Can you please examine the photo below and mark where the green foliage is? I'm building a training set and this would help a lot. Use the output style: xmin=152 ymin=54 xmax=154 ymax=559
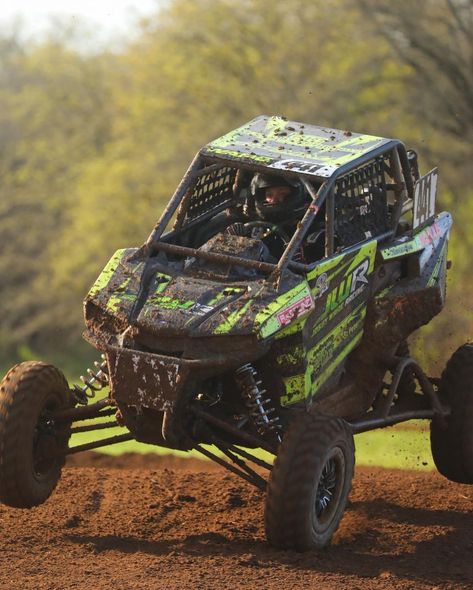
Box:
xmin=0 ymin=0 xmax=471 ymax=374
xmin=0 ymin=32 xmax=115 ymax=361
xmin=357 ymin=0 xmax=473 ymax=191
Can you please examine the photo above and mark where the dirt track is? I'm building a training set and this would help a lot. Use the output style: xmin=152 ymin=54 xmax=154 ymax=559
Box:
xmin=0 ymin=452 xmax=471 ymax=590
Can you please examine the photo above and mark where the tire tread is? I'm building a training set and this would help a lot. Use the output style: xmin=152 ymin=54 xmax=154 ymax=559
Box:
xmin=264 ymin=414 xmax=354 ymax=551
xmin=0 ymin=362 xmax=71 ymax=508
xmin=430 ymin=344 xmax=473 ymax=484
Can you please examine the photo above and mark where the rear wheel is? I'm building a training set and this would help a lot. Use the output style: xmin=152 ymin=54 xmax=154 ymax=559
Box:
xmin=264 ymin=414 xmax=354 ymax=551
xmin=430 ymin=344 xmax=473 ymax=484
xmin=0 ymin=362 xmax=73 ymax=508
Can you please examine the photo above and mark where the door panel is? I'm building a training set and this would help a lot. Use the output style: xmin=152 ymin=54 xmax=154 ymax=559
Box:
xmin=302 ymin=239 xmax=377 ymax=402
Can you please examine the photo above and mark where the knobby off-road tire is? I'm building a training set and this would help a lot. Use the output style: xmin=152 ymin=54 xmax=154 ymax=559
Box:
xmin=430 ymin=344 xmax=473 ymax=484
xmin=264 ymin=414 xmax=354 ymax=551
xmin=0 ymin=362 xmax=73 ymax=508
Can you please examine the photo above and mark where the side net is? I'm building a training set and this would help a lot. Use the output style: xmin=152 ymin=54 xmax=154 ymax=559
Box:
xmin=182 ymin=167 xmax=237 ymax=226
xmin=334 ymin=157 xmax=390 ymax=246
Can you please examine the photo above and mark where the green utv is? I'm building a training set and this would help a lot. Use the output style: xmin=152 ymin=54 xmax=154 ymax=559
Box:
xmin=1 ymin=116 xmax=471 ymax=551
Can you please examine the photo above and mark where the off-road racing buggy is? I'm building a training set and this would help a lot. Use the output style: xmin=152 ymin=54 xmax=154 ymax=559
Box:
xmin=1 ymin=116 xmax=471 ymax=551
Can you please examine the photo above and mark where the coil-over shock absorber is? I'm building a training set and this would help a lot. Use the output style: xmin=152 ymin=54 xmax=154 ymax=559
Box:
xmin=235 ymin=364 xmax=282 ymax=443
xmin=72 ymin=354 xmax=109 ymax=405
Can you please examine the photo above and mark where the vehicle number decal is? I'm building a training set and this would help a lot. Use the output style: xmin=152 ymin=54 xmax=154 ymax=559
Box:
xmin=413 ymin=168 xmax=438 ymax=229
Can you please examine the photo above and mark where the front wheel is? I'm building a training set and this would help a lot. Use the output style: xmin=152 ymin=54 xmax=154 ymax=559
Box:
xmin=264 ymin=414 xmax=354 ymax=551
xmin=430 ymin=343 xmax=473 ymax=484
xmin=0 ymin=361 xmax=73 ymax=508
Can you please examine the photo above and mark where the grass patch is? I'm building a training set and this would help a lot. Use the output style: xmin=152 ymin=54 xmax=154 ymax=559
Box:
xmin=355 ymin=422 xmax=433 ymax=471
xmin=70 ymin=420 xmax=435 ymax=471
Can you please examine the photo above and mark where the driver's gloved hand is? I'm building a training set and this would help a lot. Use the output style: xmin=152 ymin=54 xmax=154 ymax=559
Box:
xmin=224 ymin=222 xmax=248 ymax=237
xmin=260 ymin=242 xmax=277 ymax=263
xmin=292 ymin=248 xmax=304 ymax=263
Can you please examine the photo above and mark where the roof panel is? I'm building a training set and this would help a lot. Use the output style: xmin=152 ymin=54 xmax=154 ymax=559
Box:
xmin=201 ymin=115 xmax=393 ymax=178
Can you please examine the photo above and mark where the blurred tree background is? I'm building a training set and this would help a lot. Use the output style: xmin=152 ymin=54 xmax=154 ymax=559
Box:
xmin=0 ymin=0 xmax=471 ymax=374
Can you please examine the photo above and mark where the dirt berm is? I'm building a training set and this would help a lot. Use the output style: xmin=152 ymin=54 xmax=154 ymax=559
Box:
xmin=0 ymin=452 xmax=471 ymax=590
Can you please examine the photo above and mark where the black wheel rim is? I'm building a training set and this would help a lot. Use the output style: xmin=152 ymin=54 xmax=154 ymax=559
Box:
xmin=312 ymin=447 xmax=345 ymax=533
xmin=32 ymin=397 xmax=64 ymax=479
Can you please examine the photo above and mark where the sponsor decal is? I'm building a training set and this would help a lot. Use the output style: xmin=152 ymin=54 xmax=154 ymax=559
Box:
xmin=325 ymin=258 xmax=370 ymax=313
xmin=277 ymin=295 xmax=314 ymax=327
xmin=147 ymin=297 xmax=214 ymax=316
xmin=314 ymin=272 xmax=330 ymax=299
xmin=269 ymin=159 xmax=325 ymax=175
xmin=419 ymin=221 xmax=442 ymax=247
xmin=190 ymin=303 xmax=215 ymax=316
xmin=305 ymin=304 xmax=366 ymax=399
xmin=381 ymin=212 xmax=452 ymax=261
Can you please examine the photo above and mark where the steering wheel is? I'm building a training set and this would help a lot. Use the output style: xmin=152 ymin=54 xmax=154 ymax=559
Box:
xmin=223 ymin=220 xmax=291 ymax=263
xmin=239 ymin=221 xmax=290 ymax=244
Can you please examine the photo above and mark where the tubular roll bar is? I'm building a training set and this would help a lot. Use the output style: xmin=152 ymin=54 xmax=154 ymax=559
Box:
xmin=144 ymin=143 xmax=413 ymax=282
xmin=152 ymin=241 xmax=277 ymax=274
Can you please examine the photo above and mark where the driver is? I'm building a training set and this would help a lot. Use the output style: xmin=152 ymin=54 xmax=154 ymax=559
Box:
xmin=226 ymin=173 xmax=322 ymax=263
xmin=191 ymin=172 xmax=324 ymax=263
xmin=250 ymin=173 xmax=309 ymax=225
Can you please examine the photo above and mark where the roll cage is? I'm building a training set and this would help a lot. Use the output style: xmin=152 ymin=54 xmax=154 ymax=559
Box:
xmin=145 ymin=117 xmax=414 ymax=282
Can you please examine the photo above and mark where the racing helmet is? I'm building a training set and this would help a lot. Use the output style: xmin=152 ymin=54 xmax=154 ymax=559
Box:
xmin=250 ymin=173 xmax=309 ymax=223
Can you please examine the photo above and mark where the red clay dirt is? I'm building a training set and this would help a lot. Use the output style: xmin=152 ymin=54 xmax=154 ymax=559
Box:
xmin=0 ymin=452 xmax=471 ymax=590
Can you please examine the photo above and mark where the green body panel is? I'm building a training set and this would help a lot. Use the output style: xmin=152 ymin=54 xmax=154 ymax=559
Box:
xmin=213 ymin=297 xmax=256 ymax=335
xmin=85 ymin=216 xmax=450 ymax=413
xmin=86 ymin=249 xmax=142 ymax=317
xmin=88 ymin=249 xmax=129 ymax=299
xmin=307 ymin=241 xmax=376 ymax=336
xmin=86 ymin=247 xmax=311 ymax=340
xmin=281 ymin=374 xmax=305 ymax=406
xmin=253 ymin=281 xmax=314 ymax=339
xmin=202 ymin=115 xmax=391 ymax=178
xmin=304 ymin=303 xmax=366 ymax=400
xmin=275 ymin=240 xmax=377 ymax=406
xmin=380 ymin=212 xmax=452 ymax=261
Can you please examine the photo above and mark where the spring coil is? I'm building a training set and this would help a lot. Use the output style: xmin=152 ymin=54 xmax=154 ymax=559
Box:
xmin=235 ymin=363 xmax=282 ymax=442
xmin=72 ymin=354 xmax=109 ymax=405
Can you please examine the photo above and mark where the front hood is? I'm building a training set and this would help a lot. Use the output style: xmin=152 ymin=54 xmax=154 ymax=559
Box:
xmin=84 ymin=247 xmax=314 ymax=342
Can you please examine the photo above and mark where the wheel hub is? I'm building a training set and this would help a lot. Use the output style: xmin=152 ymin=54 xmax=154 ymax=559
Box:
xmin=33 ymin=411 xmax=61 ymax=477
xmin=315 ymin=458 xmax=337 ymax=516
xmin=312 ymin=446 xmax=346 ymax=533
